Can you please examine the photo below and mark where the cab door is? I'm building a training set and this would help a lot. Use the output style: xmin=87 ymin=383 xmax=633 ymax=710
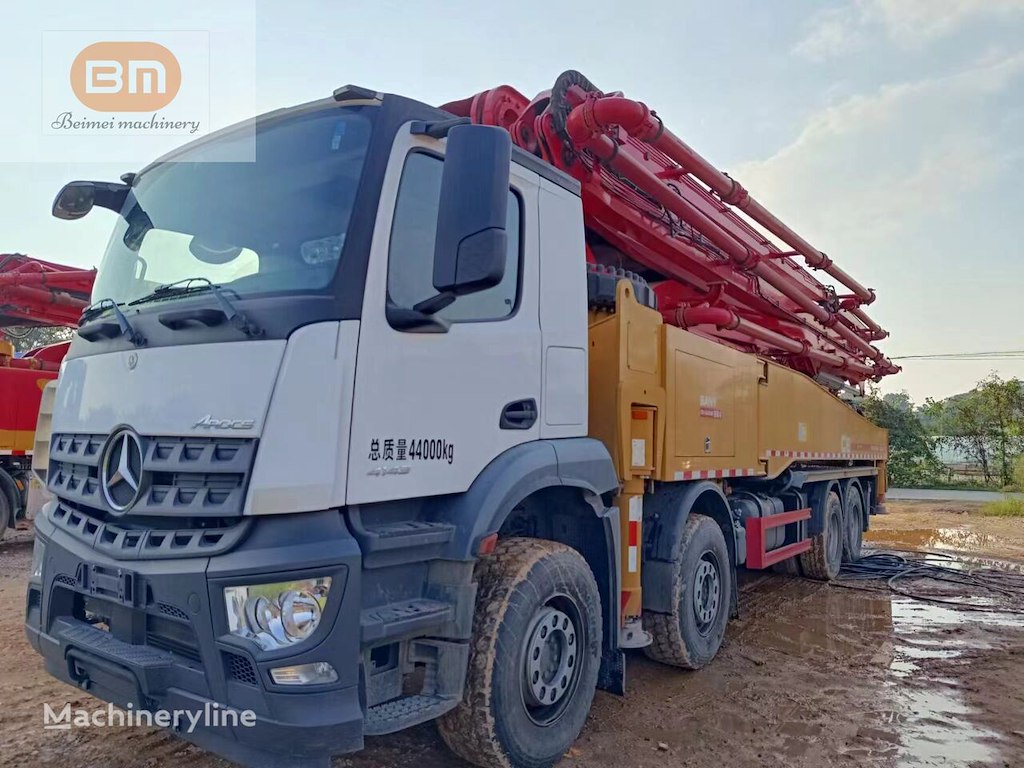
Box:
xmin=346 ymin=126 xmax=541 ymax=504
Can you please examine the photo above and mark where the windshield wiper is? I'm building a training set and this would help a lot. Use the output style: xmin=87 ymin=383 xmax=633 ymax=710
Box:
xmin=129 ymin=278 xmax=263 ymax=338
xmin=78 ymin=298 xmax=146 ymax=346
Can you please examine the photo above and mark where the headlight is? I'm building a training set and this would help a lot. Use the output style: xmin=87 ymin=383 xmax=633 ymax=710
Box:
xmin=29 ymin=538 xmax=45 ymax=583
xmin=224 ymin=577 xmax=331 ymax=651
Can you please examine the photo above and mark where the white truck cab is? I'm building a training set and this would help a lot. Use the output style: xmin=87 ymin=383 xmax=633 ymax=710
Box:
xmin=27 ymin=86 xmax=620 ymax=768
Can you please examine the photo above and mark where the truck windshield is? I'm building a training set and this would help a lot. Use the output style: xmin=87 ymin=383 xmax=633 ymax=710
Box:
xmin=91 ymin=106 xmax=374 ymax=305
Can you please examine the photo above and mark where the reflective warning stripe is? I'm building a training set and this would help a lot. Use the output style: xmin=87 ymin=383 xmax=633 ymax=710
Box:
xmin=0 ymin=450 xmax=28 ymax=456
xmin=627 ymin=496 xmax=642 ymax=573
xmin=673 ymin=468 xmax=759 ymax=481
xmin=765 ymin=449 xmax=886 ymax=460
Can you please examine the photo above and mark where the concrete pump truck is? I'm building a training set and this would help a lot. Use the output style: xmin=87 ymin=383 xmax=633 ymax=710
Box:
xmin=0 ymin=254 xmax=93 ymax=538
xmin=26 ymin=71 xmax=894 ymax=768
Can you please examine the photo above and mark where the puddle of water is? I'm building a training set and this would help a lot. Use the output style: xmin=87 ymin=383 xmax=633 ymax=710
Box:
xmin=743 ymin=566 xmax=1020 ymax=767
xmin=892 ymin=596 xmax=1024 ymax=630
xmin=887 ymin=596 xmax=1011 ymax=766
xmin=865 ymin=526 xmax=1005 ymax=555
xmin=895 ymin=644 xmax=960 ymax=661
xmin=734 ymin=580 xmax=894 ymax=659
xmin=897 ymin=687 xmax=1000 ymax=767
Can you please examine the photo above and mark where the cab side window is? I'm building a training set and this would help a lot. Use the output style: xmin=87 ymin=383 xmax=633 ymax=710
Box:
xmin=387 ymin=151 xmax=521 ymax=322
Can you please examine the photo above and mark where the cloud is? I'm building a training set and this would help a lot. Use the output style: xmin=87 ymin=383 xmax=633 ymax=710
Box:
xmin=733 ymin=52 xmax=1024 ymax=400
xmin=794 ymin=0 xmax=1024 ymax=60
xmin=793 ymin=6 xmax=864 ymax=61
xmin=734 ymin=52 xmax=1024 ymax=251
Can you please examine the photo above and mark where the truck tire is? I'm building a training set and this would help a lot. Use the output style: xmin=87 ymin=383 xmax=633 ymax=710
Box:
xmin=437 ymin=537 xmax=602 ymax=768
xmin=643 ymin=515 xmax=732 ymax=670
xmin=799 ymin=489 xmax=844 ymax=581
xmin=0 ymin=491 xmax=9 ymax=539
xmin=0 ymin=468 xmax=18 ymax=535
xmin=843 ymin=483 xmax=864 ymax=563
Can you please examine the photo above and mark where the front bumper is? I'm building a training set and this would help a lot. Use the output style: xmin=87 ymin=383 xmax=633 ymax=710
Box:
xmin=26 ymin=503 xmax=364 ymax=768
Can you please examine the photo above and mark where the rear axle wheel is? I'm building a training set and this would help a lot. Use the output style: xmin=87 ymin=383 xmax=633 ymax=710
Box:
xmin=800 ymin=489 xmax=844 ymax=581
xmin=644 ymin=515 xmax=732 ymax=669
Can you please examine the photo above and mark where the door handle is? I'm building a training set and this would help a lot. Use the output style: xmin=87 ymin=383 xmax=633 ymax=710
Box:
xmin=500 ymin=399 xmax=538 ymax=430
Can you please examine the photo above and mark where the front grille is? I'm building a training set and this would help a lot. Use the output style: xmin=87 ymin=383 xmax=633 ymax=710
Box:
xmin=54 ymin=573 xmax=77 ymax=587
xmin=49 ymin=433 xmax=257 ymax=518
xmin=47 ymin=502 xmax=251 ymax=560
xmin=225 ymin=652 xmax=259 ymax=686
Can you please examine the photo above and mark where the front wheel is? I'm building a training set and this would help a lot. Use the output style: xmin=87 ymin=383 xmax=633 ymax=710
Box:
xmin=437 ymin=538 xmax=602 ymax=768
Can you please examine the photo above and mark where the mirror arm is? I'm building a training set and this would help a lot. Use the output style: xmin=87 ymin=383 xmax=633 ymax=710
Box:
xmin=410 ymin=117 xmax=471 ymax=139
xmin=412 ymin=292 xmax=456 ymax=315
xmin=385 ymin=303 xmax=451 ymax=334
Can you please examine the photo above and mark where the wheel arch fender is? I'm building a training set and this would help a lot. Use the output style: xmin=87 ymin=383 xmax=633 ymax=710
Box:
xmin=435 ymin=438 xmax=619 ymax=561
xmin=432 ymin=438 xmax=623 ymax=692
xmin=641 ymin=481 xmax=738 ymax=615
xmin=807 ymin=479 xmax=842 ymax=537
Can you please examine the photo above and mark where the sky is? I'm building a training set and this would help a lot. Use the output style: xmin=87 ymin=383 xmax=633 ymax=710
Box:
xmin=1 ymin=0 xmax=1022 ymax=403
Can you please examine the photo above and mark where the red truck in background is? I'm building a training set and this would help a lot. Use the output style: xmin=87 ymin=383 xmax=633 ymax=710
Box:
xmin=0 ymin=254 xmax=94 ymax=536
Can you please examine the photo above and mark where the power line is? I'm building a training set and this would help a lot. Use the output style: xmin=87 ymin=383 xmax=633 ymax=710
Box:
xmin=890 ymin=350 xmax=1024 ymax=361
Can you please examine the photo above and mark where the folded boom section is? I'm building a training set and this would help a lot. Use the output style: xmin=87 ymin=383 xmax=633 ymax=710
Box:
xmin=442 ymin=70 xmax=897 ymax=387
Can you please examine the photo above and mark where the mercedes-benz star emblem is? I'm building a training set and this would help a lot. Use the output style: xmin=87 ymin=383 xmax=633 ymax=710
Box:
xmin=100 ymin=430 xmax=145 ymax=512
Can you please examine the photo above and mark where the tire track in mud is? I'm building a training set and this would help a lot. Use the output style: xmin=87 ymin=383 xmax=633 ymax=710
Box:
xmin=2 ymin=529 xmax=1024 ymax=767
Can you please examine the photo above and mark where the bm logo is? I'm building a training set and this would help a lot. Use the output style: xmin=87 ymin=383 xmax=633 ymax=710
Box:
xmin=71 ymin=42 xmax=181 ymax=112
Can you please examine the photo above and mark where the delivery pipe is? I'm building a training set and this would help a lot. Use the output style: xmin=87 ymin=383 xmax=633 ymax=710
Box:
xmin=565 ymin=96 xmax=876 ymax=305
xmin=671 ymin=306 xmax=875 ymax=379
xmin=576 ymin=132 xmax=835 ymax=327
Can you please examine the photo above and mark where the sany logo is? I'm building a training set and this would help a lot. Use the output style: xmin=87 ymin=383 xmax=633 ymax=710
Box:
xmin=70 ymin=42 xmax=181 ymax=112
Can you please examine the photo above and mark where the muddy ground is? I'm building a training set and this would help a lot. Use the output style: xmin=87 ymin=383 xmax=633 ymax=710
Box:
xmin=2 ymin=501 xmax=1023 ymax=768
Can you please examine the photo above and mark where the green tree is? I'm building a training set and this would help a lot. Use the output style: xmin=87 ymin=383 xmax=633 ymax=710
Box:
xmin=2 ymin=325 xmax=74 ymax=354
xmin=861 ymin=390 xmax=941 ymax=486
xmin=933 ymin=375 xmax=1024 ymax=485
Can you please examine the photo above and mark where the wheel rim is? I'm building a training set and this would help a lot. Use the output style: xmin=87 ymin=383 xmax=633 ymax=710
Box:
xmin=692 ymin=552 xmax=722 ymax=636
xmin=520 ymin=595 xmax=584 ymax=726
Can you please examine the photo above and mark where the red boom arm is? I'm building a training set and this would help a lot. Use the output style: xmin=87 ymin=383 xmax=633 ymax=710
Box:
xmin=0 ymin=253 xmax=95 ymax=328
xmin=442 ymin=71 xmax=897 ymax=386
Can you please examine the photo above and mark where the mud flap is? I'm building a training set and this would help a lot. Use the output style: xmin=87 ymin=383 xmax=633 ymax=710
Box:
xmin=598 ymin=647 xmax=625 ymax=695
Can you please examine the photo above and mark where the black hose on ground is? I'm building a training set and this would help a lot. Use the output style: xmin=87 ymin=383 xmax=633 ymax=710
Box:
xmin=833 ymin=550 xmax=1024 ymax=614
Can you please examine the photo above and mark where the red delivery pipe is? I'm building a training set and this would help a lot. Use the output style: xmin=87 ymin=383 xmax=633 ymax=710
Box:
xmin=566 ymin=96 xmax=875 ymax=305
xmin=848 ymin=306 xmax=887 ymax=340
xmin=0 ymin=268 xmax=96 ymax=287
xmin=566 ymin=103 xmax=895 ymax=374
xmin=672 ymin=306 xmax=874 ymax=379
xmin=0 ymin=284 xmax=89 ymax=311
xmin=578 ymin=131 xmax=834 ymax=326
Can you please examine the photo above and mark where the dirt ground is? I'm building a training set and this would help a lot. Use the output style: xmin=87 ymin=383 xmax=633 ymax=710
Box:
xmin=2 ymin=501 xmax=1024 ymax=768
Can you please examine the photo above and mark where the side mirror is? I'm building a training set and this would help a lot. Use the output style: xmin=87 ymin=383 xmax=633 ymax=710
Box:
xmin=52 ymin=181 xmax=96 ymax=220
xmin=432 ymin=124 xmax=511 ymax=296
xmin=52 ymin=180 xmax=130 ymax=221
